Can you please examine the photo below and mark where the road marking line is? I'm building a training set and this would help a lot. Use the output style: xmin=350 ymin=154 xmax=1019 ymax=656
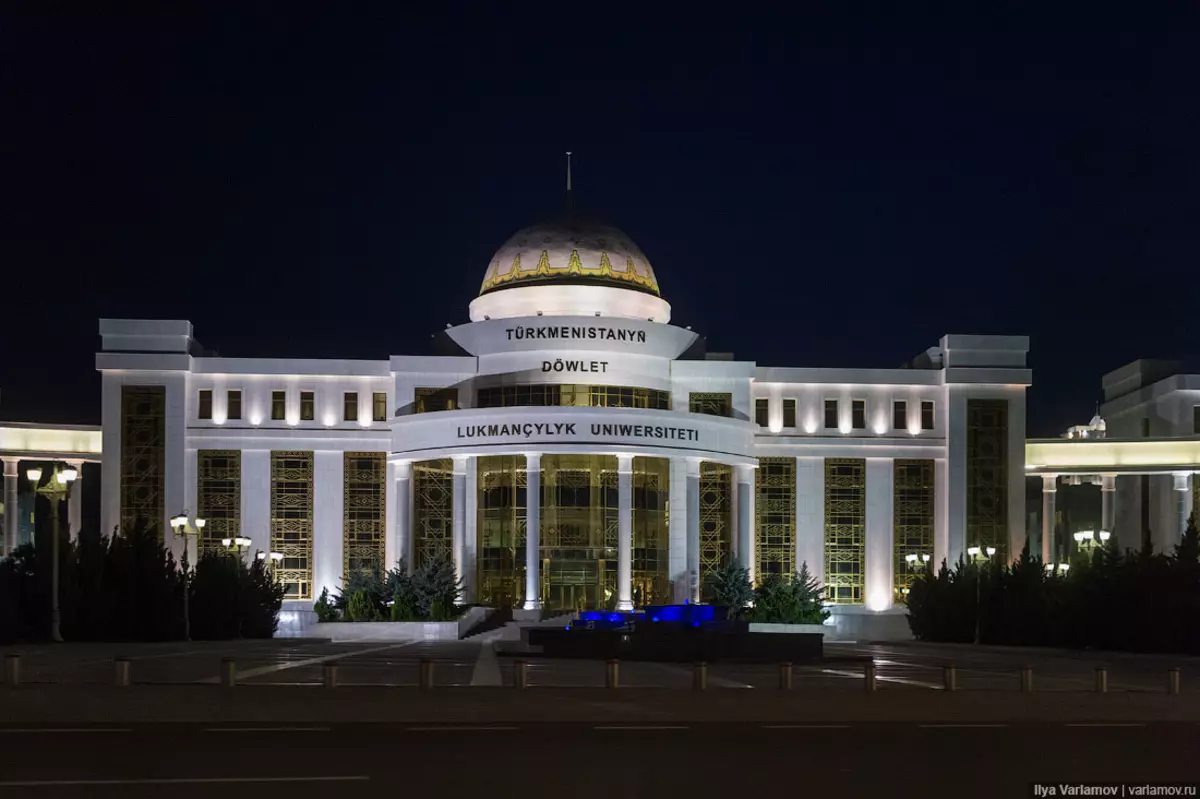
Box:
xmin=405 ymin=726 xmax=519 ymax=731
xmin=198 ymin=641 xmax=419 ymax=683
xmin=1063 ymin=723 xmax=1147 ymax=728
xmin=0 ymin=776 xmax=369 ymax=787
xmin=761 ymin=724 xmax=852 ymax=729
xmin=917 ymin=724 xmax=1008 ymax=728
xmin=593 ymin=725 xmax=690 ymax=730
xmin=820 ymin=668 xmax=941 ymax=689
xmin=0 ymin=728 xmax=131 ymax=734
xmin=204 ymin=727 xmax=331 ymax=733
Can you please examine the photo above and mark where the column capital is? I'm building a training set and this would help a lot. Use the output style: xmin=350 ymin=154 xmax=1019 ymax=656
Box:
xmin=1174 ymin=472 xmax=1191 ymax=492
xmin=685 ymin=458 xmax=701 ymax=478
xmin=1100 ymin=474 xmax=1116 ymax=492
xmin=617 ymin=453 xmax=634 ymax=474
xmin=735 ymin=463 xmax=756 ymax=484
xmin=1041 ymin=474 xmax=1058 ymax=492
xmin=452 ymin=454 xmax=471 ymax=476
xmin=395 ymin=460 xmax=412 ymax=480
xmin=2 ymin=460 xmax=18 ymax=478
xmin=525 ymin=452 xmax=542 ymax=468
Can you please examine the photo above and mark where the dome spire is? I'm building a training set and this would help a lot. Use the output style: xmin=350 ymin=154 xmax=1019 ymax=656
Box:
xmin=565 ymin=151 xmax=574 ymax=214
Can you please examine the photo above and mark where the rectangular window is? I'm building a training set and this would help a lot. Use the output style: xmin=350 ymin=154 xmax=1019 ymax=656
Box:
xmin=852 ymin=399 xmax=866 ymax=430
xmin=893 ymin=400 xmax=907 ymax=430
xmin=755 ymin=398 xmax=769 ymax=428
xmin=271 ymin=450 xmax=314 ymax=600
xmin=688 ymin=392 xmax=732 ymax=417
xmin=226 ymin=390 xmax=242 ymax=421
xmin=373 ymin=392 xmax=387 ymax=422
xmin=197 ymin=450 xmax=241 ymax=560
xmin=198 ymin=389 xmax=212 ymax=420
xmin=782 ymin=398 xmax=797 ymax=429
xmin=300 ymin=391 xmax=315 ymax=421
xmin=344 ymin=392 xmax=358 ymax=422
xmin=825 ymin=458 xmax=866 ymax=604
xmin=1193 ymin=406 xmax=1200 ymax=435
xmin=271 ymin=391 xmax=286 ymax=421
xmin=894 ymin=459 xmax=935 ymax=601
xmin=756 ymin=457 xmax=796 ymax=577
xmin=921 ymin=400 xmax=935 ymax=431
xmin=414 ymin=387 xmax=458 ymax=414
xmin=824 ymin=399 xmax=839 ymax=429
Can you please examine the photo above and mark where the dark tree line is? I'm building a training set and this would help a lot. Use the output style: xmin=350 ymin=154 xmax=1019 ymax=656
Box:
xmin=906 ymin=516 xmax=1200 ymax=653
xmin=0 ymin=518 xmax=283 ymax=644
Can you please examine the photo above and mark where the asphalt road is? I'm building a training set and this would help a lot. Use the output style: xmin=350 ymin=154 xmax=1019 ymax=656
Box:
xmin=0 ymin=722 xmax=1196 ymax=798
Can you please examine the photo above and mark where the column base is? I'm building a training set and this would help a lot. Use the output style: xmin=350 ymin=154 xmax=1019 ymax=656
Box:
xmin=615 ymin=600 xmax=634 ymax=612
xmin=522 ymin=599 xmax=542 ymax=611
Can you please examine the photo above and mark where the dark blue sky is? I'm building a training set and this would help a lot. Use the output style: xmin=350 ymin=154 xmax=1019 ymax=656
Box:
xmin=4 ymin=3 xmax=1198 ymax=435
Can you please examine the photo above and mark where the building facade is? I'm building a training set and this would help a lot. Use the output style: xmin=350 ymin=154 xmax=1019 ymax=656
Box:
xmin=95 ymin=213 xmax=1032 ymax=636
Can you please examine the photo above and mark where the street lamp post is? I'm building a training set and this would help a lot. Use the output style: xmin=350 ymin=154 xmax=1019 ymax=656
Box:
xmin=256 ymin=550 xmax=284 ymax=572
xmin=170 ymin=511 xmax=206 ymax=641
xmin=967 ymin=546 xmax=997 ymax=645
xmin=26 ymin=464 xmax=77 ymax=643
xmin=223 ymin=536 xmax=253 ymax=555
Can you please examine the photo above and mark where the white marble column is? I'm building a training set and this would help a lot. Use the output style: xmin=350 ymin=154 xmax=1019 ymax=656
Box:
xmin=3 ymin=460 xmax=18 ymax=555
xmin=394 ymin=461 xmax=412 ymax=574
xmin=452 ymin=456 xmax=468 ymax=592
xmin=1100 ymin=474 xmax=1116 ymax=536
xmin=686 ymin=459 xmax=701 ymax=603
xmin=1174 ymin=472 xmax=1191 ymax=540
xmin=616 ymin=455 xmax=634 ymax=611
xmin=523 ymin=454 xmax=542 ymax=610
xmin=736 ymin=464 xmax=754 ymax=576
xmin=1041 ymin=474 xmax=1057 ymax=563
xmin=67 ymin=461 xmax=84 ymax=542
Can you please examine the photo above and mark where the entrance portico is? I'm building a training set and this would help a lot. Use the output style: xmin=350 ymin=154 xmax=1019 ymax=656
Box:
xmin=388 ymin=405 xmax=756 ymax=612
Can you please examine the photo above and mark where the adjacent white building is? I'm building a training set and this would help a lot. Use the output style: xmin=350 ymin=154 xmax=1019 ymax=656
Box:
xmin=94 ymin=211 xmax=1032 ymax=637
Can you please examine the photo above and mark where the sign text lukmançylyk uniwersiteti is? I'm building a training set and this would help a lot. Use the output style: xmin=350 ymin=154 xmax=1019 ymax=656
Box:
xmin=456 ymin=421 xmax=700 ymax=442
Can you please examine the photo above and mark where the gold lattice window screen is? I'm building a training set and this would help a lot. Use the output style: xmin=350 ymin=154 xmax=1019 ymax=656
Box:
xmin=344 ymin=452 xmax=386 ymax=582
xmin=476 ymin=455 xmax=527 ymax=608
xmin=120 ymin=385 xmax=165 ymax=539
xmin=824 ymin=458 xmax=865 ymax=604
xmin=966 ymin=399 xmax=1009 ymax=560
xmin=893 ymin=459 xmax=934 ymax=601
xmin=632 ymin=458 xmax=670 ymax=606
xmin=270 ymin=451 xmax=314 ymax=600
xmin=413 ymin=458 xmax=454 ymax=568
xmin=756 ymin=457 xmax=796 ymax=579
xmin=689 ymin=392 xmax=733 ymax=417
xmin=699 ymin=462 xmax=732 ymax=582
xmin=197 ymin=450 xmax=240 ymax=559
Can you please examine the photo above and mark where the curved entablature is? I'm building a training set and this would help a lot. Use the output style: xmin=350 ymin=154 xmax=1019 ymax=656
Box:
xmin=388 ymin=405 xmax=756 ymax=466
xmin=447 ymin=316 xmax=699 ymax=358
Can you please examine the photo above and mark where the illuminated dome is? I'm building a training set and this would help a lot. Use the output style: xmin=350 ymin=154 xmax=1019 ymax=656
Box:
xmin=478 ymin=217 xmax=660 ymax=297
xmin=469 ymin=215 xmax=671 ymax=323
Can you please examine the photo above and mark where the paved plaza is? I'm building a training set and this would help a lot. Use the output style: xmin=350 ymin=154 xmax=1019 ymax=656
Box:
xmin=3 ymin=638 xmax=1197 ymax=693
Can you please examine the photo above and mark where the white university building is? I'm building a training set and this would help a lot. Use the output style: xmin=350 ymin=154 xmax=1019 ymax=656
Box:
xmin=91 ymin=209 xmax=1032 ymax=638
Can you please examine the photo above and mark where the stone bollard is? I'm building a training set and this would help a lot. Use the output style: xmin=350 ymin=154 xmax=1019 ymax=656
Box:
xmin=514 ymin=659 xmax=528 ymax=689
xmin=323 ymin=662 xmax=339 ymax=690
xmin=693 ymin=662 xmax=707 ymax=691
xmin=943 ymin=665 xmax=957 ymax=692
xmin=1095 ymin=668 xmax=1108 ymax=694
xmin=1019 ymin=666 xmax=1034 ymax=693
xmin=220 ymin=657 xmax=237 ymax=688
xmin=1168 ymin=667 xmax=1181 ymax=695
xmin=605 ymin=659 xmax=619 ymax=689
xmin=4 ymin=654 xmax=21 ymax=686
xmin=779 ymin=662 xmax=793 ymax=690
xmin=864 ymin=662 xmax=877 ymax=692
xmin=114 ymin=657 xmax=131 ymax=687
xmin=419 ymin=659 xmax=434 ymax=690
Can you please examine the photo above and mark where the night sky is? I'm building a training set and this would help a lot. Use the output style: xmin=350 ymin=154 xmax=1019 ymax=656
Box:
xmin=5 ymin=4 xmax=1198 ymax=436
